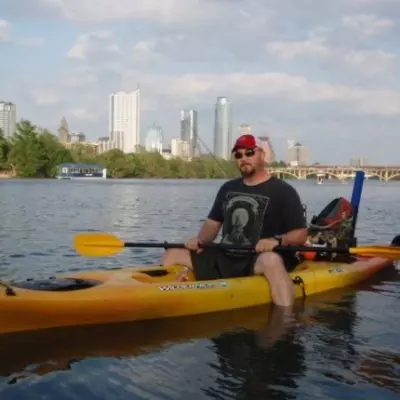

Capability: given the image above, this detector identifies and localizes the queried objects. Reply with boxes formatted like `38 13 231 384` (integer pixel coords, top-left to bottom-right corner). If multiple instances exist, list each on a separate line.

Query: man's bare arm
197 218 222 243
281 228 308 246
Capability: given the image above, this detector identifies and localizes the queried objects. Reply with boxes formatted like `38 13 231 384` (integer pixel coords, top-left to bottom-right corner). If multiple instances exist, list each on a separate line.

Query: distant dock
55 163 107 180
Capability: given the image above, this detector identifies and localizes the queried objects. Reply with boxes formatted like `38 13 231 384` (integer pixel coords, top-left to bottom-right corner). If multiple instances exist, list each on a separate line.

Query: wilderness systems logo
158 281 228 291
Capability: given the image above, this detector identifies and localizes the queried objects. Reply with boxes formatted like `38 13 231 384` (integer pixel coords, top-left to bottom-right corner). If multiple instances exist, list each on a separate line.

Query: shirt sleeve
207 184 226 223
281 184 307 232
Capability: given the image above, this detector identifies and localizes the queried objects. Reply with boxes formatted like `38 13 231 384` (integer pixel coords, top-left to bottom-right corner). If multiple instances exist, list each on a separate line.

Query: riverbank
0 171 13 179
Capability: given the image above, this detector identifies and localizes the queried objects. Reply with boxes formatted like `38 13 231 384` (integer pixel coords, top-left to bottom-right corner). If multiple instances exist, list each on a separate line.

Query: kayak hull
0 287 361 377
0 257 393 335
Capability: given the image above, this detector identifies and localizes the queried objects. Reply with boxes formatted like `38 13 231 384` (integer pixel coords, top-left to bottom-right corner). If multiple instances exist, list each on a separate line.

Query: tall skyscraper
180 109 198 157
213 97 232 160
257 136 276 164
58 116 70 143
0 101 16 138
145 123 164 153
287 141 310 166
109 87 140 153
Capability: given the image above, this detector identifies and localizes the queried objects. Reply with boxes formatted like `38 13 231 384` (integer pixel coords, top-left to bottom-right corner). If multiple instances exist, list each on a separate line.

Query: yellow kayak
0 255 393 335
0 286 361 378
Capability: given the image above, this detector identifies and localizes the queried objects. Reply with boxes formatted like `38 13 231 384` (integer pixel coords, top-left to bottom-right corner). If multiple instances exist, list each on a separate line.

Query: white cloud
344 49 398 76
52 0 226 24
0 19 11 42
0 19 44 46
67 108 97 121
116 71 400 117
131 40 164 66
266 36 331 60
33 67 400 133
31 88 62 106
66 30 120 60
61 66 99 87
342 14 395 35
3 0 400 162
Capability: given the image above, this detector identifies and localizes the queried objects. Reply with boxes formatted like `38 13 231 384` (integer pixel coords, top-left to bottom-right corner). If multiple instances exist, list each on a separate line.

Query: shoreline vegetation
1 119 386 181
0 119 289 179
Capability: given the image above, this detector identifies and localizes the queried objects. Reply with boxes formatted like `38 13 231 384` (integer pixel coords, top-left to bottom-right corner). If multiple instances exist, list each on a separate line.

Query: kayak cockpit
8 278 102 292
3 265 186 294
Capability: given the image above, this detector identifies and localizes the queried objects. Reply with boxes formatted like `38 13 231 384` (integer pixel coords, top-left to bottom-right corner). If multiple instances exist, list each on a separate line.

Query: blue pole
349 170 365 246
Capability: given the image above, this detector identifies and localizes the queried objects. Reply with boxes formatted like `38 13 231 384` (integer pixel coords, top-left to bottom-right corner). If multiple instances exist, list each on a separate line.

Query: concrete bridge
269 165 400 182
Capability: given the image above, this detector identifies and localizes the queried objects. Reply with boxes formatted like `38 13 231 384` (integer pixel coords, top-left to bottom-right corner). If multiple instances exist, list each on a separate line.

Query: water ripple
0 179 399 399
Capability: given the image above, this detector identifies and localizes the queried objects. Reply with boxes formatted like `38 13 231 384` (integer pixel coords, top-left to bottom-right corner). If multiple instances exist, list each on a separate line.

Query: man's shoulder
216 176 299 195
218 177 242 191
268 176 298 192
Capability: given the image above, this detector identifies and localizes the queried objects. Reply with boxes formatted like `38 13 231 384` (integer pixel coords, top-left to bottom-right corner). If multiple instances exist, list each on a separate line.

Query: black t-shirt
208 177 307 246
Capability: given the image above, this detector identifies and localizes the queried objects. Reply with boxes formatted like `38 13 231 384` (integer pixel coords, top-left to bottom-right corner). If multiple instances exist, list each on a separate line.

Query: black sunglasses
233 148 256 160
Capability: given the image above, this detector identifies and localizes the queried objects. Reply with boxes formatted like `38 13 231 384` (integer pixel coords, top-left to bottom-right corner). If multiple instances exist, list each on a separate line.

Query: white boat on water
56 162 107 180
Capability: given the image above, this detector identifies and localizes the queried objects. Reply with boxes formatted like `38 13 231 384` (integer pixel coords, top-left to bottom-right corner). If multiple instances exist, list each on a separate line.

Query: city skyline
1 1 399 163
0 93 384 168
1 95 369 166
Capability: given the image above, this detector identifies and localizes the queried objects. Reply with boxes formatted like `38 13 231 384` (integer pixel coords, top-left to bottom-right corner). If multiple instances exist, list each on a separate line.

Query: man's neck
243 170 271 186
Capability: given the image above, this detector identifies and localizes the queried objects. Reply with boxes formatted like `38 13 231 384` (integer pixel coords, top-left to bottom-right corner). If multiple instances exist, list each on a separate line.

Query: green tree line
0 119 288 179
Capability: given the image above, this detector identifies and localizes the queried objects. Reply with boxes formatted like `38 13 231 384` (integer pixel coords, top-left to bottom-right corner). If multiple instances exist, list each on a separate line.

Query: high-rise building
145 123 163 153
287 141 310 166
213 96 232 160
350 157 368 167
171 139 190 159
69 132 86 143
257 136 276 164
109 87 140 154
58 116 70 143
0 101 16 138
180 109 198 157
238 124 251 136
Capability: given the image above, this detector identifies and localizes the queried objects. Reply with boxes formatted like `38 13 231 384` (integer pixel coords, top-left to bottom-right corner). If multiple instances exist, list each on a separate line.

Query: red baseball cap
231 134 263 153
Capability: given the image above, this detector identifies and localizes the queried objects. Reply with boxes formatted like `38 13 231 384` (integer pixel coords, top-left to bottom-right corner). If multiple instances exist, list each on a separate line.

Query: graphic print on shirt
220 191 271 246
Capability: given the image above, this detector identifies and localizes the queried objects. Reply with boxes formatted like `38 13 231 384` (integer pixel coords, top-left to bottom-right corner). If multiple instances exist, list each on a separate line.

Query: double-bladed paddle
73 232 400 260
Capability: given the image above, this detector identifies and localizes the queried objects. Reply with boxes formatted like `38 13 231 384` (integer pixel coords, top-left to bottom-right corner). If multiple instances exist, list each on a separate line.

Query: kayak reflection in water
205 305 305 400
161 134 308 307
205 289 364 400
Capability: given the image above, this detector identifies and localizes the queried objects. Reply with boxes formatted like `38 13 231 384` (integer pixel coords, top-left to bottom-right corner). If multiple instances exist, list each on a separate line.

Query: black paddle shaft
122 241 353 254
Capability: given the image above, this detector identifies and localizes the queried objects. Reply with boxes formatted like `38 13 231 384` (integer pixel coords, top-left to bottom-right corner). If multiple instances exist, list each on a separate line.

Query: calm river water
0 178 399 399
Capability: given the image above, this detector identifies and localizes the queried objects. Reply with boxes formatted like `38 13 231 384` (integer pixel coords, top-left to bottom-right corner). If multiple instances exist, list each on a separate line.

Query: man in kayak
161 134 308 307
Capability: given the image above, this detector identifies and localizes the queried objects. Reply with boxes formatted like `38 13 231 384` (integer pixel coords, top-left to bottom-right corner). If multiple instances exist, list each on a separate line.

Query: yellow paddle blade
351 245 400 260
73 233 124 257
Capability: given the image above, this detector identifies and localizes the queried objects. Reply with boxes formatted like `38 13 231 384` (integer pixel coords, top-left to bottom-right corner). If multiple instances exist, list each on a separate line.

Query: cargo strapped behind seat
306 197 355 262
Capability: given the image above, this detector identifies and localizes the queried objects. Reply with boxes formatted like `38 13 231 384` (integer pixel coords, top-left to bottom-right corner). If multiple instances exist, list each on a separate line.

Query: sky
1 0 400 164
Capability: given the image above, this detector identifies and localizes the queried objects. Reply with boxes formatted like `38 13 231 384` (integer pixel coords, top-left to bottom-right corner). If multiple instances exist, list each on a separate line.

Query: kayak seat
131 268 195 283
131 272 156 283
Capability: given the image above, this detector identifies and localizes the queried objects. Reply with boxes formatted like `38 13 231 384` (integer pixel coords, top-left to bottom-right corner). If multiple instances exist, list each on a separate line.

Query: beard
239 163 256 177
